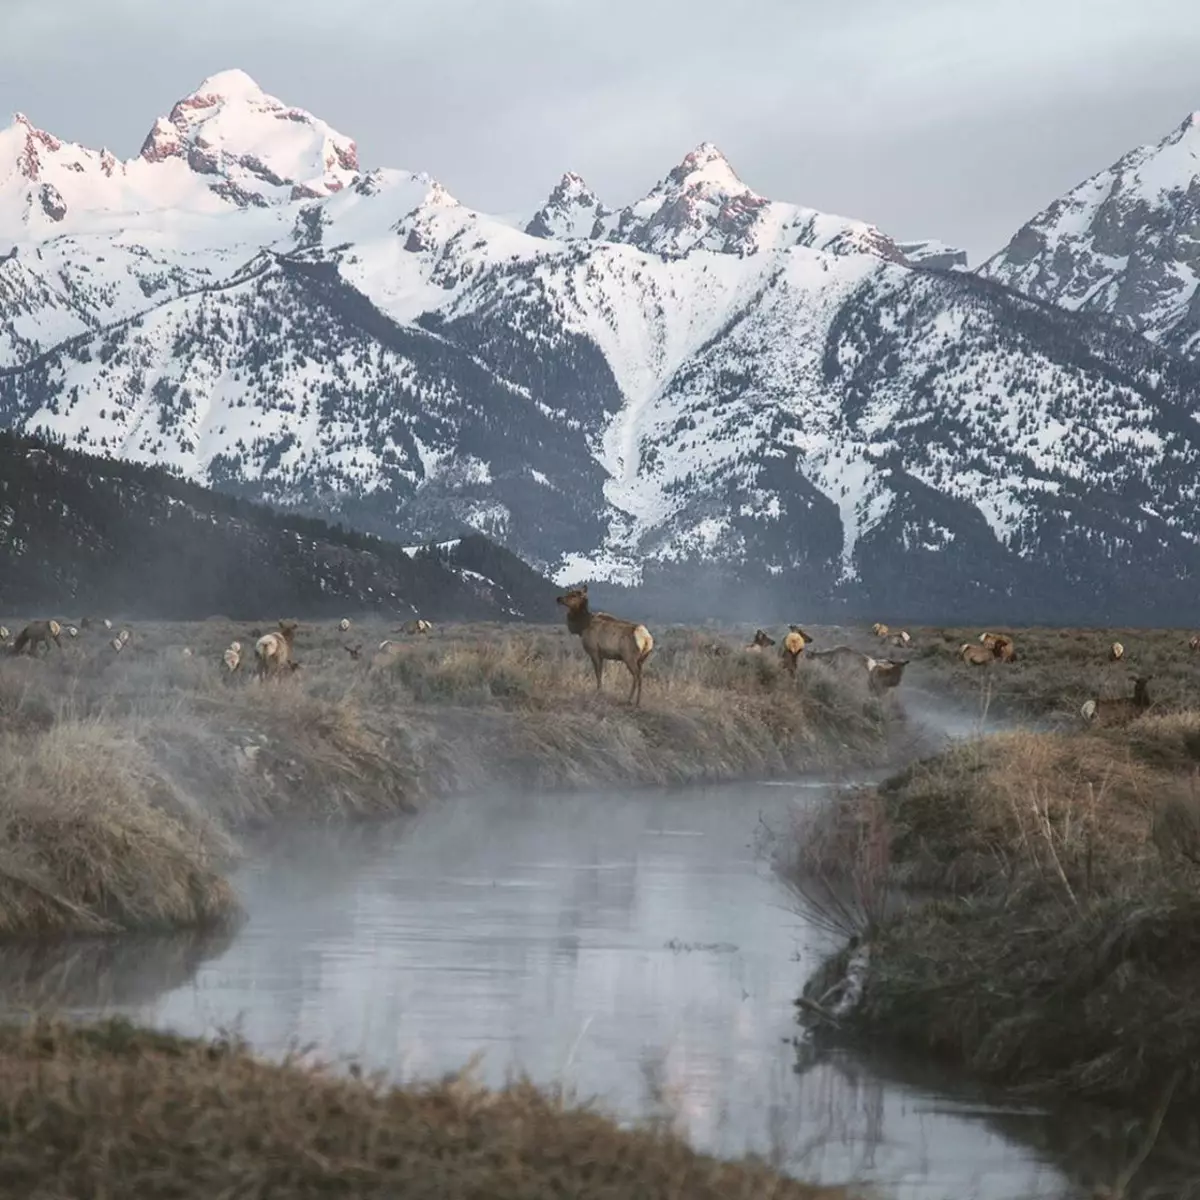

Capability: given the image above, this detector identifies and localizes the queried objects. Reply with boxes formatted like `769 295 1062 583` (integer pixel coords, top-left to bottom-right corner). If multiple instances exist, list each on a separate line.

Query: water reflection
0 782 1088 1199
0 925 236 1012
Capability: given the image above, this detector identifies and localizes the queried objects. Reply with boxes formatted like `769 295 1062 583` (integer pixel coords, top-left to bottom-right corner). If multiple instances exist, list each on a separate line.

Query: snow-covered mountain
3 71 1199 623
981 111 1200 355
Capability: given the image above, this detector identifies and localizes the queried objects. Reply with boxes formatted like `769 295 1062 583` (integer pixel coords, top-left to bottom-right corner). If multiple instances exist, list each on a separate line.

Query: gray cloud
4 0 1200 260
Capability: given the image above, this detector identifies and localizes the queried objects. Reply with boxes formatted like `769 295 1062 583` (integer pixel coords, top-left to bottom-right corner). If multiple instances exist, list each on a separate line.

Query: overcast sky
4 0 1200 262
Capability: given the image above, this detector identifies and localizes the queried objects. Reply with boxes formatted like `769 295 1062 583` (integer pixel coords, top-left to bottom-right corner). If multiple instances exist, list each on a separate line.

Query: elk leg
590 651 603 690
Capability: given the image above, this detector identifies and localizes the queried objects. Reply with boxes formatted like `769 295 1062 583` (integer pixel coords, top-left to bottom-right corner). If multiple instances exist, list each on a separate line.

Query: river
0 669 1102 1198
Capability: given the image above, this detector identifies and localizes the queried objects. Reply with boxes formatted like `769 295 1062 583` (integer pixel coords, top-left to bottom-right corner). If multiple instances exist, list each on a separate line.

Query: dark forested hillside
0 432 556 621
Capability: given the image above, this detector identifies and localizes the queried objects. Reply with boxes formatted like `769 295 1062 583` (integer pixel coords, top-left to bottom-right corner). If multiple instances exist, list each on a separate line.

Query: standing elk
780 626 814 674
556 585 654 707
254 619 300 681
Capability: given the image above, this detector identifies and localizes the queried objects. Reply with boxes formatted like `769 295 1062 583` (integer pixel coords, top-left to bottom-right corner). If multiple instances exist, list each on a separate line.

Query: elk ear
580 584 588 595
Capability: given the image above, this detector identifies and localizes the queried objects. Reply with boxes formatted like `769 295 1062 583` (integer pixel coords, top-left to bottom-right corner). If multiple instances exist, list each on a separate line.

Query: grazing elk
780 626 813 674
981 632 1017 663
254 619 300 681
809 645 873 672
960 643 994 666
1081 677 1153 727
871 623 890 638
891 630 911 648
556 585 654 707
398 619 433 635
10 620 62 656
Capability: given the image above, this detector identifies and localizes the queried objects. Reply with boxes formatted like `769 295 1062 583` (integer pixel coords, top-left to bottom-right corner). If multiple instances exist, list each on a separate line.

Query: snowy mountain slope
980 112 1200 355
3 71 1200 622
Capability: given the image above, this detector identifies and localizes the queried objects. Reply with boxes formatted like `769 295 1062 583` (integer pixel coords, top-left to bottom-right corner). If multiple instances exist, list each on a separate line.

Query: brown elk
344 643 363 661
980 632 1017 662
1189 635 1199 652
809 645 873 671
255 619 300 681
1109 641 1125 662
222 642 243 673
556 585 654 707
746 629 775 651
1081 676 1152 727
398 619 433 635
871 623 889 638
780 626 813 674
867 658 908 695
960 643 994 666
10 620 62 656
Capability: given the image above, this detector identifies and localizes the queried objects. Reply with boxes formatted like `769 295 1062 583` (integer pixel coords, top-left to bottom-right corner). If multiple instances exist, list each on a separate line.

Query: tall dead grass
0 720 238 936
0 1017 859 1200
785 708 1200 1106
0 619 897 936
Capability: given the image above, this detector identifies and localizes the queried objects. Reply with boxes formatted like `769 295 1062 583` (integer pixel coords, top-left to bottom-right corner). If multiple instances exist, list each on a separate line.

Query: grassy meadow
0 613 897 938
779 621 1200 1109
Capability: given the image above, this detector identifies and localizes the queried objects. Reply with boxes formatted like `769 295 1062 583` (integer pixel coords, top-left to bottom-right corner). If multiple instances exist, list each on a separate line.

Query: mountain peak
138 69 360 200
192 68 266 99
666 142 749 193
525 171 611 240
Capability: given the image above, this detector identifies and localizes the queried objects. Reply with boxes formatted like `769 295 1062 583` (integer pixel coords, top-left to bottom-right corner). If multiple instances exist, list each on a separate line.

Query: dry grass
903 624 1200 719
783 697 1200 1105
0 618 897 936
0 719 239 936
0 1017 858 1200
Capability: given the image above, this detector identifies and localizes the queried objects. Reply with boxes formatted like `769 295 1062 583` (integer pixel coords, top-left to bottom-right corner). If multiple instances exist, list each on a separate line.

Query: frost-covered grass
0 617 896 936
0 1017 857 1200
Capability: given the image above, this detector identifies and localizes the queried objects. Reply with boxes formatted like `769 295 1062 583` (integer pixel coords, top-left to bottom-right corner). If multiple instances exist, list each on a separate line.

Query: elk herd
1 614 436 682
4 599 1198 723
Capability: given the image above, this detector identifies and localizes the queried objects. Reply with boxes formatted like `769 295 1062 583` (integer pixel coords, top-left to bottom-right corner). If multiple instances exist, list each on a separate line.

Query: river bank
782 625 1200 1114
0 1015 857 1199
0 618 899 937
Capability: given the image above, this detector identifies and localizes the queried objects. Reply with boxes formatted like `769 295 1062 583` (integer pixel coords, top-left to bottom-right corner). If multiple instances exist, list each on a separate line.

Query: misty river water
0 677 1105 1199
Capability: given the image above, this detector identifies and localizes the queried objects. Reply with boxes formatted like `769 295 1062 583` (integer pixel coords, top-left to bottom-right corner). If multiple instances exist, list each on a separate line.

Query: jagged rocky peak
898 239 969 270
138 68 360 200
980 107 1200 351
525 171 611 239
598 140 905 262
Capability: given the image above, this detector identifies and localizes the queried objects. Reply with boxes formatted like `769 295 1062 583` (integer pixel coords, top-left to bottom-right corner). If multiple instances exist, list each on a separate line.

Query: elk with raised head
255 619 300 681
746 629 775 651
556 585 654 707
